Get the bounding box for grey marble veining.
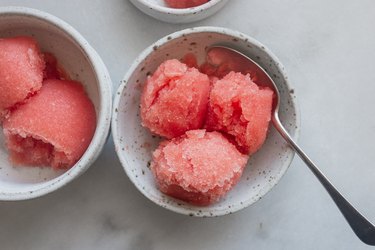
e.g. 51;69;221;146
0;0;375;249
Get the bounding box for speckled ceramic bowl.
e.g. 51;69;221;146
0;7;112;200
113;27;300;217
129;0;229;23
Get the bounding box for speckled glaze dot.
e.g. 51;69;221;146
112;27;300;217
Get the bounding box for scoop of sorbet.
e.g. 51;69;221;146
3;79;96;169
164;0;209;8
0;36;45;122
151;130;249;206
205;72;274;155
140;59;210;139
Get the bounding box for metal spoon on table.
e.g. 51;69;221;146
207;46;375;245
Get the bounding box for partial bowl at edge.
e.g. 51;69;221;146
129;0;229;23
0;6;112;201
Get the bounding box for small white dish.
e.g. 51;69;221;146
112;26;300;217
0;6;112;201
129;0;229;23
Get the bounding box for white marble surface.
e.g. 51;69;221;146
0;0;374;249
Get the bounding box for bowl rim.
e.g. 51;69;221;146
0;6;112;201
134;0;224;14
112;26;301;216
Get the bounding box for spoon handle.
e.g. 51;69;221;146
272;114;375;245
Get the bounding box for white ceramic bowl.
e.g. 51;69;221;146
129;0;229;23
0;7;112;200
113;27;300;217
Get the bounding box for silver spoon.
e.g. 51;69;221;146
207;46;375;245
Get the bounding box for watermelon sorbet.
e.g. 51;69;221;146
205;72;273;155
3;80;96;169
140;50;274;205
0;36;45;122
151;130;248;206
0;36;96;169
140;59;210;139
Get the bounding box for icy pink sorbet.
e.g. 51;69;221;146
151;130;249;206
0;36;45;122
205;72;274;155
140;59;210;139
3;79;96;169
164;0;209;8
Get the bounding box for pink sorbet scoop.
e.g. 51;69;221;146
0;36;45;122
140;59;210;139
205;71;274;155
3;79;96;169
151;129;249;206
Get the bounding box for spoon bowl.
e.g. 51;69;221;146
206;46;280;111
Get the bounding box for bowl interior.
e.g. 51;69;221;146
0;12;101;196
114;28;299;216
140;0;170;8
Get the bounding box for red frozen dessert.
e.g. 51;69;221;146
43;52;69;80
205;72;273;155
140;59;210;139
151;130;248;206
140;47;275;205
3;79;96;169
0;36;45;121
